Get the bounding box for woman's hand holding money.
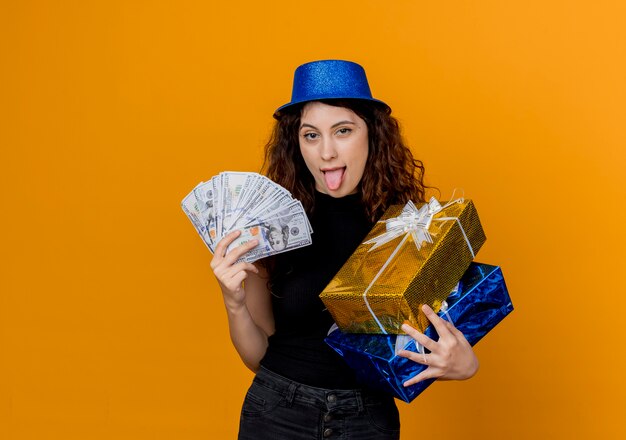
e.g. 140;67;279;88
210;230;273;372
211;230;260;311
398;304;479;386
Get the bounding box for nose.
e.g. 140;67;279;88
320;137;338;161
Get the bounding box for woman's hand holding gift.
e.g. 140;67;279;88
398;304;479;386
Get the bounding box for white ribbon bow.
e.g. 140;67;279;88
364;198;443;252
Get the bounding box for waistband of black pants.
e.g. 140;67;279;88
253;366;393;412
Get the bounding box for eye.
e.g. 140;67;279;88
303;132;319;141
336;127;352;135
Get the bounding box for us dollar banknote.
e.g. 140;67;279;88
182;172;313;262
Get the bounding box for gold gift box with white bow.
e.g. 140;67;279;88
320;198;486;334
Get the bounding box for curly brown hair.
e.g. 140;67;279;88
262;99;427;222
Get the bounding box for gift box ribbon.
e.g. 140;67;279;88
361;192;476;334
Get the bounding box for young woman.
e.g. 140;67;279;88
210;60;479;439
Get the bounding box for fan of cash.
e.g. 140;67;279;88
181;172;313;263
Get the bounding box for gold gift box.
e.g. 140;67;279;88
320;199;486;334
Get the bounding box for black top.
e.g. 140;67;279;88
260;191;374;388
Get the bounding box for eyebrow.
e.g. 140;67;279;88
300;120;357;131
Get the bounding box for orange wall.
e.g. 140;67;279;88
2;1;625;439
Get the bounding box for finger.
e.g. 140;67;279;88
422;304;453;340
443;319;464;337
247;263;260;274
443;318;455;329
222;261;259;279
215;261;256;283
229;270;248;288
220;270;249;293
213;230;243;259
397;349;432;366
221;237;260;265
400;323;437;352
403;368;438;387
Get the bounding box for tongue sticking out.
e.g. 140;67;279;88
323;168;345;191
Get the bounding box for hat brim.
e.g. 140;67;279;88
273;96;390;119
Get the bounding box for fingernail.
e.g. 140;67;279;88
401;323;410;332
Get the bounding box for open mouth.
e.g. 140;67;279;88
322;167;346;191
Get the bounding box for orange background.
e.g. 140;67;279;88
1;1;625;439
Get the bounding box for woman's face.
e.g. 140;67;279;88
298;101;369;197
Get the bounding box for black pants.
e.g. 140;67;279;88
238;367;400;439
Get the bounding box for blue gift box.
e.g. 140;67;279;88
325;262;513;402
